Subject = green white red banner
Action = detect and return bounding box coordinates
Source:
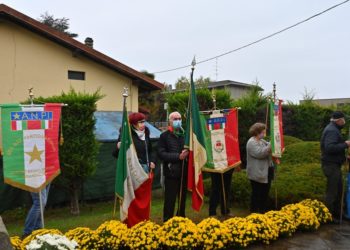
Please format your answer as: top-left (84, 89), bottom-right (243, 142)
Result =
top-left (1, 103), bottom-right (62, 192)
top-left (185, 70), bottom-right (207, 211)
top-left (269, 99), bottom-right (284, 158)
top-left (115, 107), bottom-right (153, 227)
top-left (203, 108), bottom-right (241, 173)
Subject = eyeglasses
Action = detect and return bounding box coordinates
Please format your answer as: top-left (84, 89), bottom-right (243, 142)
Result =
top-left (138, 120), bottom-right (146, 124)
top-left (172, 118), bottom-right (181, 121)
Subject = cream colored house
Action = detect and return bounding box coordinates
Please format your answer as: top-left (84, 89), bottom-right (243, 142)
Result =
top-left (300, 98), bottom-right (350, 108)
top-left (0, 4), bottom-right (163, 112)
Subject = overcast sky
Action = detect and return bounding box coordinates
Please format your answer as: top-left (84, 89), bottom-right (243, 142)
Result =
top-left (2, 0), bottom-right (350, 103)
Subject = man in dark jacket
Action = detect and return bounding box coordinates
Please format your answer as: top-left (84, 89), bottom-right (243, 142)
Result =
top-left (158, 111), bottom-right (189, 222)
top-left (321, 111), bottom-right (350, 222)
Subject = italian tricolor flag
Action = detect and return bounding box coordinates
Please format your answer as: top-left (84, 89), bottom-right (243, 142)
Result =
top-left (269, 99), bottom-right (284, 158)
top-left (185, 70), bottom-right (207, 211)
top-left (1, 103), bottom-right (62, 192)
top-left (115, 108), bottom-right (153, 227)
top-left (203, 108), bottom-right (241, 172)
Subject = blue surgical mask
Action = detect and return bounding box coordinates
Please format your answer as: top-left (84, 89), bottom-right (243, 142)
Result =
top-left (172, 120), bottom-right (182, 129)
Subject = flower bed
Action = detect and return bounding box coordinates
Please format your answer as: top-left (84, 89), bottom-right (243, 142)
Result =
top-left (11, 199), bottom-right (332, 250)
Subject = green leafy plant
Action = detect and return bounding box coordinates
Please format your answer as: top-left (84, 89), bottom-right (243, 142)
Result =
top-left (33, 88), bottom-right (104, 215)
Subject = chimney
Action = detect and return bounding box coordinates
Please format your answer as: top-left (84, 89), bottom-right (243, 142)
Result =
top-left (84, 37), bottom-right (94, 48)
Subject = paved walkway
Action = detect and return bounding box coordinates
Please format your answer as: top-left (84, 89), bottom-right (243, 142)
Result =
top-left (248, 221), bottom-right (350, 250)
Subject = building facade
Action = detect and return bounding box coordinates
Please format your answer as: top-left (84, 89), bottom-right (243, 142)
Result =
top-left (0, 4), bottom-right (163, 112)
top-left (300, 98), bottom-right (350, 107)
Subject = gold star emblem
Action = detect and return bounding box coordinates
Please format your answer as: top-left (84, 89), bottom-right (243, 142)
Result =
top-left (25, 145), bottom-right (44, 164)
top-left (13, 113), bottom-right (20, 119)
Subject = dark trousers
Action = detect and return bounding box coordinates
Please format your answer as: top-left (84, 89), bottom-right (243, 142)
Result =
top-left (163, 176), bottom-right (187, 222)
top-left (250, 179), bottom-right (271, 213)
top-left (209, 169), bottom-right (233, 216)
top-left (322, 162), bottom-right (343, 218)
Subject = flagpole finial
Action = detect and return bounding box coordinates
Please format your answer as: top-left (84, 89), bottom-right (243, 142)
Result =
top-left (122, 87), bottom-right (129, 98)
top-left (191, 56), bottom-right (196, 70)
top-left (28, 87), bottom-right (34, 106)
top-left (212, 90), bottom-right (217, 110)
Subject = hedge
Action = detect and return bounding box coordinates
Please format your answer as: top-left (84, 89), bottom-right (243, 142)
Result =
top-left (203, 137), bottom-right (327, 210)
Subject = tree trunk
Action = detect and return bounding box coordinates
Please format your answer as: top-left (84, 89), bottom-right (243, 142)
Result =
top-left (70, 179), bottom-right (81, 215)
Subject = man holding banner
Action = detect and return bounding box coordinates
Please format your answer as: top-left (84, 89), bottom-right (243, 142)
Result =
top-left (158, 111), bottom-right (189, 222)
top-left (321, 111), bottom-right (350, 223)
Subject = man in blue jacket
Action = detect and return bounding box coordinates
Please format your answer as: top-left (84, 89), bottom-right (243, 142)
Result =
top-left (321, 111), bottom-right (350, 223)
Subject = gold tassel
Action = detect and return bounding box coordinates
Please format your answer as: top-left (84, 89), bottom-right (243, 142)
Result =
top-left (60, 115), bottom-right (64, 145)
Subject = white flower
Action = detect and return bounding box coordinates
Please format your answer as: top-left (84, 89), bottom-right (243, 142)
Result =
top-left (26, 233), bottom-right (78, 250)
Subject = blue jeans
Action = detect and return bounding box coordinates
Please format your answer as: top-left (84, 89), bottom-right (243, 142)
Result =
top-left (23, 185), bottom-right (50, 235)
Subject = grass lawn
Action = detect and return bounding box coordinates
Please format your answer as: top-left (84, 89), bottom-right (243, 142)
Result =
top-left (1, 188), bottom-right (250, 237)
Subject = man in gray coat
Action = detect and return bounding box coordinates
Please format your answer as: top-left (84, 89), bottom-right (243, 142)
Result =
top-left (321, 111), bottom-right (350, 223)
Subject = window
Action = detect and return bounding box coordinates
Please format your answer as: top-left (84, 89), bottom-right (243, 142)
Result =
top-left (68, 70), bottom-right (85, 80)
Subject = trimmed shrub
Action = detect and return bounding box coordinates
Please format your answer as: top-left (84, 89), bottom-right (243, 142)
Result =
top-left (283, 135), bottom-right (303, 147)
top-left (282, 141), bottom-right (320, 165)
top-left (272, 163), bottom-right (325, 207)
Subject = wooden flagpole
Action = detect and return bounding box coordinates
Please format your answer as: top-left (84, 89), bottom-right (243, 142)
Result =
top-left (113, 88), bottom-right (129, 218)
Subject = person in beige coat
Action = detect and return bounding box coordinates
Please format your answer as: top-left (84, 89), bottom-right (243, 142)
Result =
top-left (246, 122), bottom-right (272, 213)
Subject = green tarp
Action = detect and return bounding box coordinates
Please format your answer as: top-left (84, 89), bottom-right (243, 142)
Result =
top-left (0, 141), bottom-right (162, 213)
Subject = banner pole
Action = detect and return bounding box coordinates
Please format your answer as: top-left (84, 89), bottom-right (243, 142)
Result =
top-left (113, 195), bottom-right (118, 218)
top-left (274, 176), bottom-right (278, 209)
top-left (340, 127), bottom-right (350, 223)
top-left (177, 160), bottom-right (185, 215)
top-left (39, 191), bottom-right (45, 228)
top-left (265, 101), bottom-right (269, 130)
top-left (114, 88), bottom-right (128, 219)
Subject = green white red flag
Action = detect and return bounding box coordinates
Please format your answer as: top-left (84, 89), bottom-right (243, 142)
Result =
top-left (185, 70), bottom-right (207, 211)
top-left (203, 108), bottom-right (241, 172)
top-left (269, 99), bottom-right (284, 158)
top-left (1, 103), bottom-right (62, 192)
top-left (115, 106), bottom-right (153, 227)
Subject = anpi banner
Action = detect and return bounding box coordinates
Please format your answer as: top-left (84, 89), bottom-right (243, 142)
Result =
top-left (1, 103), bottom-right (62, 192)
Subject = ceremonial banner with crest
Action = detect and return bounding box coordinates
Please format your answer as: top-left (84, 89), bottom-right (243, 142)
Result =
top-left (1, 103), bottom-right (62, 192)
top-left (269, 99), bottom-right (284, 158)
top-left (202, 108), bottom-right (241, 173)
